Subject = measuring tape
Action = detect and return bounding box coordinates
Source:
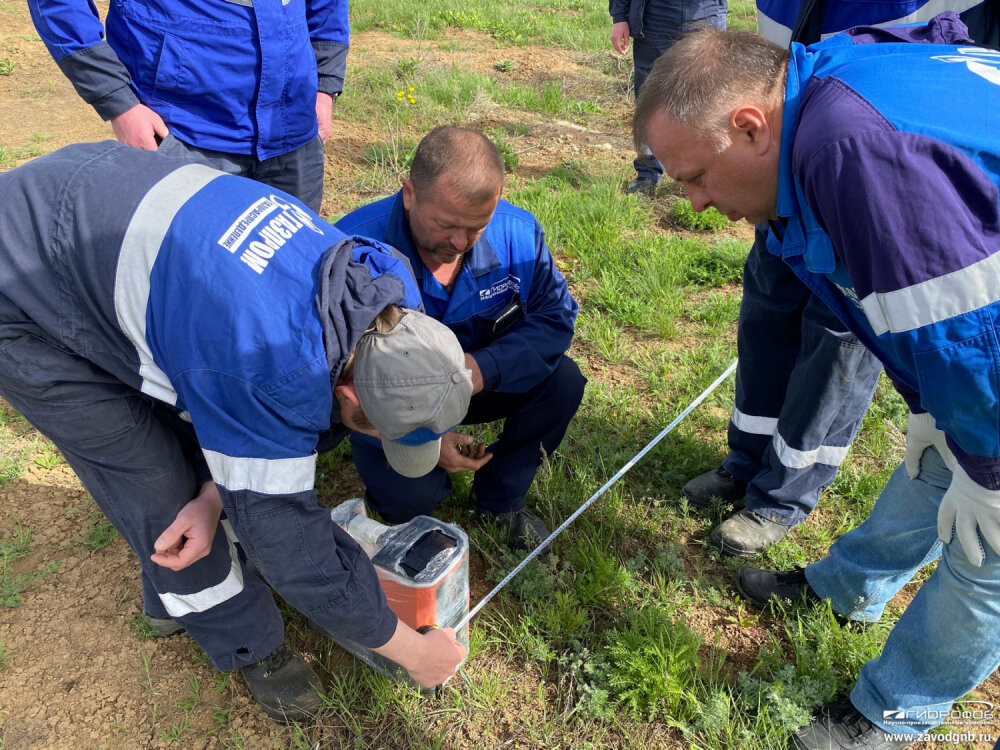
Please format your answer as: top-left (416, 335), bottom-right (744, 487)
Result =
top-left (452, 359), bottom-right (738, 633)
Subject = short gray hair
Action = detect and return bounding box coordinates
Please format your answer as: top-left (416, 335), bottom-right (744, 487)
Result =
top-left (633, 28), bottom-right (788, 153)
top-left (410, 126), bottom-right (505, 204)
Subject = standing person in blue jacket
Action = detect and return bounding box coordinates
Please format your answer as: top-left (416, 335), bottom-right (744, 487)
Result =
top-left (27, 0), bottom-right (348, 212)
top-left (336, 127), bottom-right (586, 551)
top-left (635, 18), bottom-right (1000, 748)
top-left (610, 0), bottom-right (727, 195)
top-left (680, 0), bottom-right (997, 560)
top-left (0, 142), bottom-right (470, 722)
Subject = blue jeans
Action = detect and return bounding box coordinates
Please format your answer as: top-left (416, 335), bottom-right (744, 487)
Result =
top-left (157, 133), bottom-right (325, 213)
top-left (352, 355), bottom-right (585, 522)
top-left (723, 229), bottom-right (882, 525)
top-left (631, 0), bottom-right (726, 182)
top-left (806, 447), bottom-right (1000, 735)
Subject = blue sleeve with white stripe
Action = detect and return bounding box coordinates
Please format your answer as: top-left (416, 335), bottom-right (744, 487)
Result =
top-left (795, 80), bottom-right (1000, 482)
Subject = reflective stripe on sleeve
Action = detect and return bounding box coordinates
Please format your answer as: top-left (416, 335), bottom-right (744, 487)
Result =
top-left (158, 535), bottom-right (245, 617)
top-left (114, 164), bottom-right (222, 405)
top-left (861, 251), bottom-right (1000, 335)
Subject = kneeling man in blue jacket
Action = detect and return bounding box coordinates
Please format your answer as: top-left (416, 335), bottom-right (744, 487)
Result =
top-left (336, 126), bottom-right (586, 550)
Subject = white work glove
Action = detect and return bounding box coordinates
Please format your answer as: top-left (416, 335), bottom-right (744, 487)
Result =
top-left (904, 411), bottom-right (955, 478)
top-left (938, 462), bottom-right (1000, 567)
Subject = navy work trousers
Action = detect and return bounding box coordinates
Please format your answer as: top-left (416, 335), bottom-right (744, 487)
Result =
top-left (157, 133), bottom-right (325, 213)
top-left (0, 323), bottom-right (284, 672)
top-left (631, 0), bottom-right (726, 182)
top-left (351, 355), bottom-right (586, 522)
top-left (722, 228), bottom-right (883, 525)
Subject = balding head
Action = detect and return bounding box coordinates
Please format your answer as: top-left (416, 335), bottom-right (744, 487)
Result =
top-left (409, 126), bottom-right (505, 204)
top-left (633, 28), bottom-right (788, 153)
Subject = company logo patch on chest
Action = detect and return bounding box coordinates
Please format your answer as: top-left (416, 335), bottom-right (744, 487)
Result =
top-left (479, 274), bottom-right (520, 302)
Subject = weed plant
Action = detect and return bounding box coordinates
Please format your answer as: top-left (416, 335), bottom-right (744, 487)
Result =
top-left (670, 199), bottom-right (731, 231)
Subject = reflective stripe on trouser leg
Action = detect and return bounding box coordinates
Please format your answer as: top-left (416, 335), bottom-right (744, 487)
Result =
top-left (743, 290), bottom-right (882, 524)
top-left (724, 228), bottom-right (811, 482)
top-left (0, 326), bottom-right (283, 671)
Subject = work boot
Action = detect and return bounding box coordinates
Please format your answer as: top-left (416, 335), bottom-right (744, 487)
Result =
top-left (711, 508), bottom-right (793, 558)
top-left (735, 566), bottom-right (820, 610)
top-left (144, 614), bottom-right (185, 637)
top-left (240, 640), bottom-right (324, 723)
top-left (625, 176), bottom-right (657, 196)
top-left (486, 507), bottom-right (550, 552)
top-left (681, 466), bottom-right (747, 508)
top-left (792, 699), bottom-right (913, 749)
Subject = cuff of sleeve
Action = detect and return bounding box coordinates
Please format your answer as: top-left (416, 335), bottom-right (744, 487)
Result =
top-left (947, 435), bottom-right (1000, 490)
top-left (472, 349), bottom-right (500, 392)
top-left (358, 602), bottom-right (399, 649)
top-left (90, 87), bottom-right (141, 121)
top-left (56, 43), bottom-right (139, 120)
top-left (611, 14), bottom-right (628, 22)
top-left (313, 40), bottom-right (348, 95)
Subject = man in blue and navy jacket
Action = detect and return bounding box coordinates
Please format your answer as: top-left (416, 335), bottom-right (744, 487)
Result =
top-left (635, 17), bottom-right (1000, 749)
top-left (0, 142), bottom-right (469, 722)
top-left (336, 127), bottom-right (586, 551)
top-left (27, 0), bottom-right (348, 212)
top-left (681, 0), bottom-right (997, 563)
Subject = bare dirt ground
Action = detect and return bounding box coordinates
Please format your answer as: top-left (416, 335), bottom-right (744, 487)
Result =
top-left (2, 5), bottom-right (998, 749)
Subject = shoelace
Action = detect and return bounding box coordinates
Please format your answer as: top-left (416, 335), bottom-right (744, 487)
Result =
top-left (836, 706), bottom-right (879, 742)
top-left (253, 642), bottom-right (291, 678)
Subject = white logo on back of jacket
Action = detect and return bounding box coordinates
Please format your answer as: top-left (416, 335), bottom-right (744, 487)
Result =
top-left (216, 195), bottom-right (325, 275)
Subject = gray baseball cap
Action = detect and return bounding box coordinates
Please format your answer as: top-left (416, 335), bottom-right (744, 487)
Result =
top-left (353, 309), bottom-right (473, 478)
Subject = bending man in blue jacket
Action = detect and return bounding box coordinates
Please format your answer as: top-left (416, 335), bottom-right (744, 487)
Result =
top-left (682, 0), bottom-right (997, 560)
top-left (0, 142), bottom-right (468, 722)
top-left (635, 18), bottom-right (1000, 749)
top-left (28, 0), bottom-right (347, 211)
top-left (336, 127), bottom-right (586, 551)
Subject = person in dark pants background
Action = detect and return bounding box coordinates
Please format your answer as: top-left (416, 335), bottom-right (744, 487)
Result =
top-left (336, 126), bottom-right (586, 551)
top-left (610, 0), bottom-right (727, 195)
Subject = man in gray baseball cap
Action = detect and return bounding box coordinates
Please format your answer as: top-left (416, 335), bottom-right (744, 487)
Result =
top-left (0, 141), bottom-right (470, 724)
top-left (353, 309), bottom-right (473, 478)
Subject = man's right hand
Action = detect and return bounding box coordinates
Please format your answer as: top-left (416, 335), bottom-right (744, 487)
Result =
top-left (111, 103), bottom-right (169, 150)
top-left (438, 431), bottom-right (493, 473)
top-left (372, 621), bottom-right (466, 687)
top-left (611, 21), bottom-right (631, 54)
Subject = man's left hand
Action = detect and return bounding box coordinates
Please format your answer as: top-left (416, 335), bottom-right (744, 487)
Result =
top-left (151, 482), bottom-right (223, 571)
top-left (316, 92), bottom-right (334, 143)
top-left (938, 464), bottom-right (1000, 567)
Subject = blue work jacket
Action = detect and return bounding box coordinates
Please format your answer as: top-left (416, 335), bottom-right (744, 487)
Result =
top-left (770, 14), bottom-right (1000, 487)
top-left (336, 192), bottom-right (579, 394)
top-left (755, 0), bottom-right (990, 46)
top-left (28, 0), bottom-right (348, 159)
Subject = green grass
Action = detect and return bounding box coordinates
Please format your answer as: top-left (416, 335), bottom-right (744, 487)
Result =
top-left (0, 1), bottom-right (950, 746)
top-left (0, 519), bottom-right (62, 607)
